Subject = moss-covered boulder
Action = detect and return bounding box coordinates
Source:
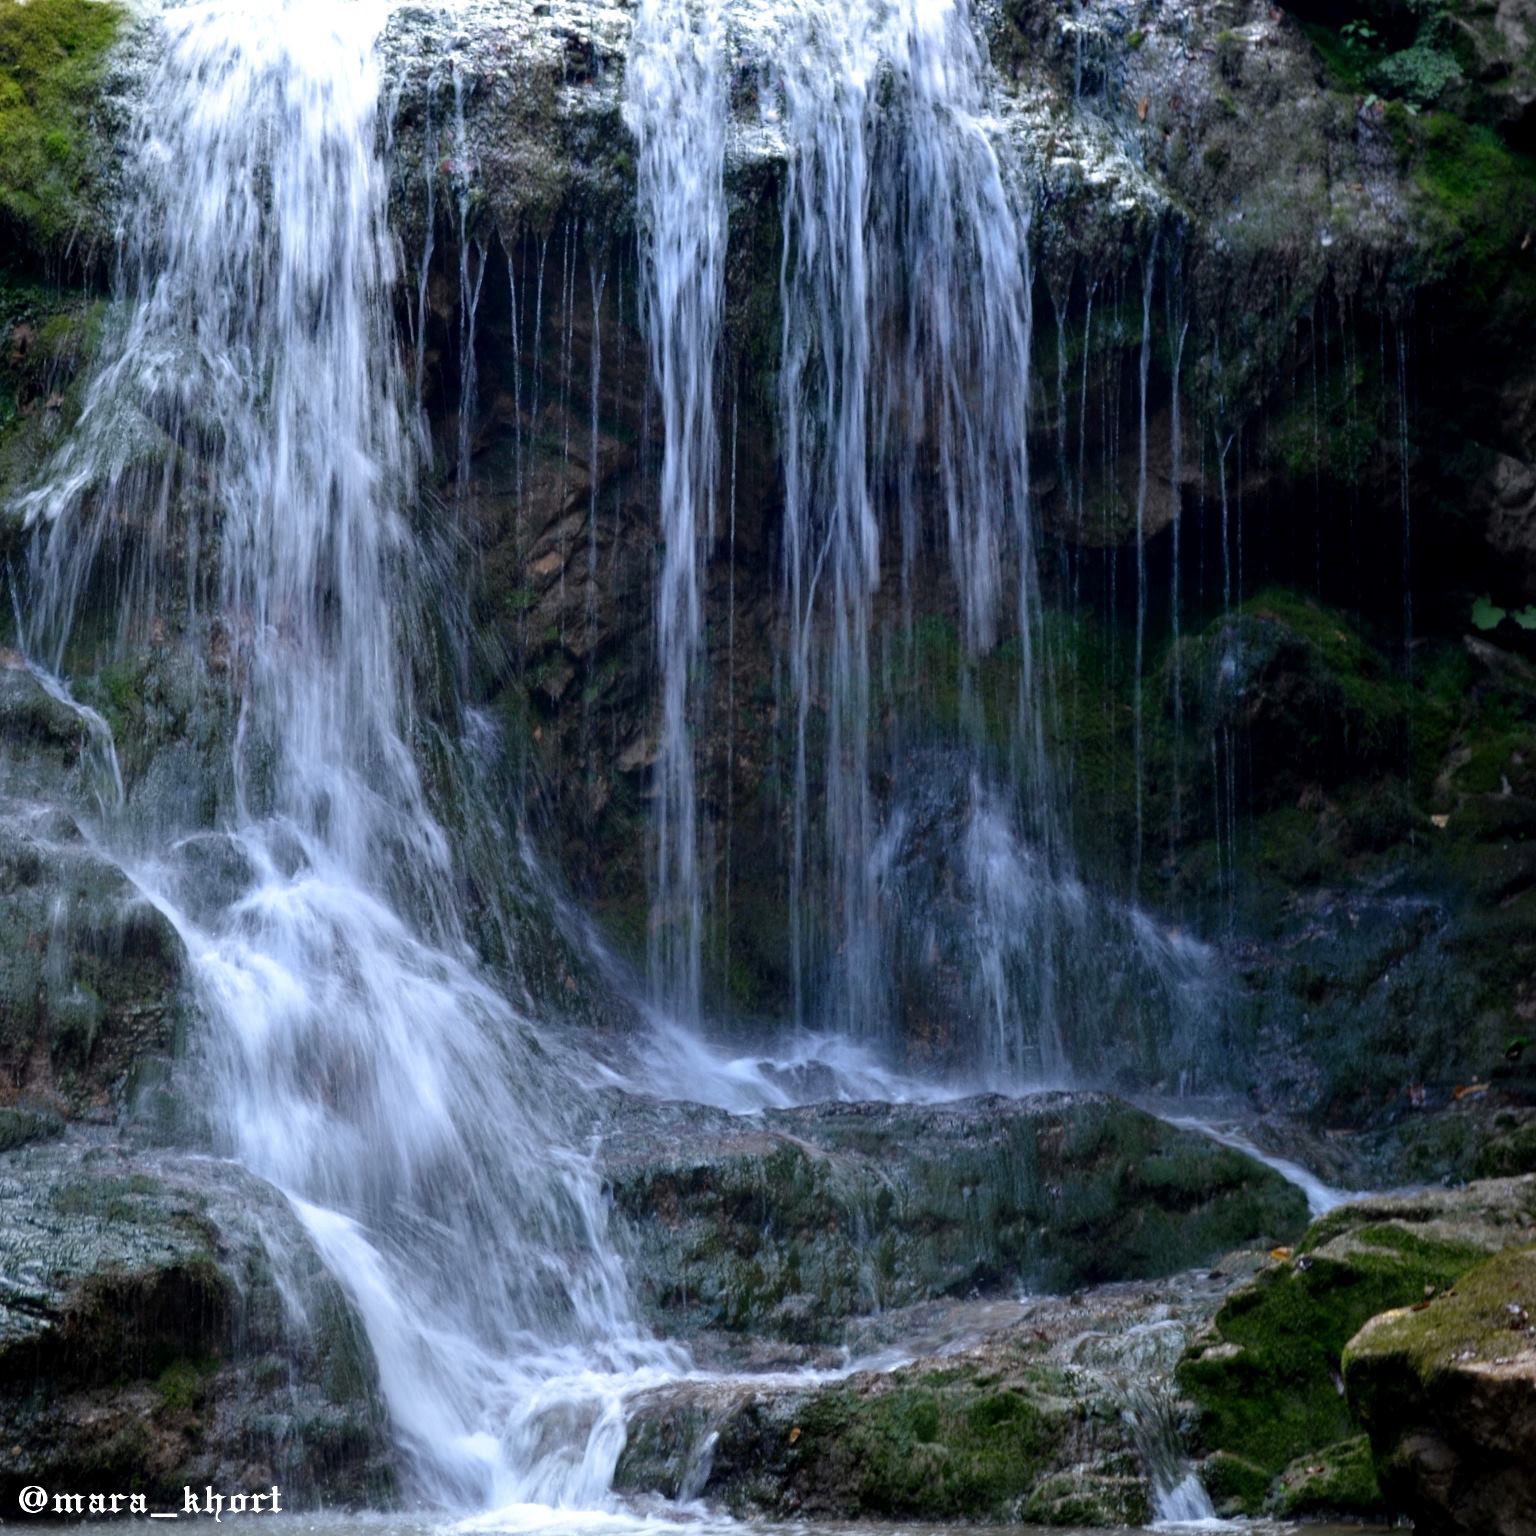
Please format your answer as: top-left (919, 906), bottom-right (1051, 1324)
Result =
top-left (1178, 1175), bottom-right (1536, 1516)
top-left (1172, 592), bottom-right (1411, 809)
top-left (1343, 1243), bottom-right (1536, 1536)
top-left (602, 1091), bottom-right (1307, 1345)
top-left (616, 1352), bottom-right (1147, 1524)
top-left (0, 1137), bottom-right (392, 1508)
top-left (1270, 1433), bottom-right (1382, 1520)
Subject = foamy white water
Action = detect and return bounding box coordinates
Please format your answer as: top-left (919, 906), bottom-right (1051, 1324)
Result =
top-left (16, 0), bottom-right (680, 1508)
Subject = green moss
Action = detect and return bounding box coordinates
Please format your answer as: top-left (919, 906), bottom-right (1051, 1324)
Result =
top-left (0, 0), bottom-right (125, 253)
top-left (155, 1357), bottom-right (216, 1414)
top-left (1300, 21), bottom-right (1371, 92)
top-left (1411, 114), bottom-right (1536, 305)
top-left (1474, 1122), bottom-right (1536, 1179)
top-left (1343, 1243), bottom-right (1536, 1416)
top-left (794, 1372), bottom-right (1058, 1518)
top-left (1199, 1449), bottom-right (1271, 1512)
top-left (0, 1104), bottom-right (63, 1151)
top-left (1178, 1210), bottom-right (1492, 1509)
top-left (1270, 1434), bottom-right (1381, 1518)
top-left (1246, 589), bottom-right (1406, 737)
top-left (50, 1171), bottom-right (163, 1221)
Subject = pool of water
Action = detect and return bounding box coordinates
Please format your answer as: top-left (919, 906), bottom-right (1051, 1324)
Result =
top-left (44, 1513), bottom-right (1391, 1536)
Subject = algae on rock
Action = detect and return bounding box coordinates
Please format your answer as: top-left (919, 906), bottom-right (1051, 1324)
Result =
top-left (1178, 1175), bottom-right (1536, 1517)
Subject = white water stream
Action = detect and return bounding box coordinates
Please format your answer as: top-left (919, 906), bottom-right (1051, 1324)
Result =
top-left (17, 0), bottom-right (679, 1510)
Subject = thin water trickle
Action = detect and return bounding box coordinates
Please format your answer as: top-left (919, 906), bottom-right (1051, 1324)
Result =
top-left (625, 0), bottom-right (728, 1026)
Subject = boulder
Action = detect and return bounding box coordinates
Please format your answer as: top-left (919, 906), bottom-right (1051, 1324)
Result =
top-left (1178, 1175), bottom-right (1536, 1516)
top-left (1344, 1243), bottom-right (1536, 1536)
top-left (615, 1263), bottom-right (1255, 1522)
top-left (617, 1350), bottom-right (1146, 1524)
top-left (601, 1091), bottom-right (1308, 1346)
top-left (0, 1137), bottom-right (392, 1509)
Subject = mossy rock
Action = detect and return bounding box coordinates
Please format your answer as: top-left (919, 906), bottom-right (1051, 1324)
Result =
top-left (1198, 1448), bottom-right (1271, 1516)
top-left (0, 0), bottom-right (125, 257)
top-left (1178, 1176), bottom-right (1536, 1514)
top-left (603, 1091), bottom-right (1308, 1343)
top-left (1270, 1434), bottom-right (1381, 1519)
top-left (1343, 1244), bottom-right (1536, 1534)
top-left (1170, 590), bottom-right (1411, 806)
top-left (1476, 1120), bottom-right (1536, 1179)
top-left (0, 1139), bottom-right (393, 1508)
top-left (616, 1352), bottom-right (1149, 1523)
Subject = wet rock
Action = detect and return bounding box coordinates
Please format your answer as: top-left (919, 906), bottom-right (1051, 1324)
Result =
top-left (617, 1352), bottom-right (1147, 1523)
top-left (601, 1091), bottom-right (1307, 1344)
top-left (0, 1137), bottom-right (392, 1509)
top-left (1270, 1433), bottom-right (1382, 1520)
top-left (1178, 1175), bottom-right (1536, 1516)
top-left (1343, 1242), bottom-right (1536, 1536)
top-left (0, 665), bottom-right (188, 1122)
top-left (615, 1265), bottom-right (1251, 1521)
top-left (1172, 596), bottom-right (1410, 808)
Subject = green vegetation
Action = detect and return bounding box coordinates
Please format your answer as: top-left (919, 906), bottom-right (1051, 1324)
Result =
top-left (1180, 1189), bottom-right (1530, 1514)
top-left (792, 1369), bottom-right (1077, 1519)
top-left (155, 1357), bottom-right (217, 1413)
top-left (1412, 113), bottom-right (1536, 305)
top-left (1271, 1435), bottom-right (1381, 1519)
top-left (1471, 596), bottom-right (1536, 633)
top-left (0, 0), bottom-right (125, 253)
top-left (1303, 0), bottom-right (1535, 303)
top-left (1345, 1241), bottom-right (1536, 1376)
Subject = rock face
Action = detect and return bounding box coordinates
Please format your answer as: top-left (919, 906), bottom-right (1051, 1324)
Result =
top-left (615, 1264), bottom-right (1255, 1523)
top-left (1344, 1243), bottom-right (1536, 1536)
top-left (365, 0), bottom-right (1536, 1119)
top-left (0, 663), bottom-right (188, 1124)
top-left (601, 1091), bottom-right (1308, 1346)
top-left (1, 0), bottom-right (1533, 1123)
top-left (1178, 1175), bottom-right (1536, 1518)
top-left (0, 1137), bottom-right (393, 1509)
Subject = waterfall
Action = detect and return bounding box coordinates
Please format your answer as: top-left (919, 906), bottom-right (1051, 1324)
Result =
top-left (14, 0), bottom-right (675, 1508)
top-left (625, 0), bottom-right (728, 1026)
top-left (773, 0), bottom-right (1046, 1047)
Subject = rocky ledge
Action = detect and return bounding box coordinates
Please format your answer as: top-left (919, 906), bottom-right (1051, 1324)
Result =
top-left (1346, 1242), bottom-right (1536, 1536)
top-left (599, 1090), bottom-right (1309, 1348)
top-left (615, 1263), bottom-right (1262, 1525)
top-left (0, 1136), bottom-right (392, 1510)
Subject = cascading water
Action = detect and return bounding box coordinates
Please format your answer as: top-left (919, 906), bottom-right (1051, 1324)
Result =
top-left (626, 0), bottom-right (728, 1026)
top-left (771, 0), bottom-right (1051, 1050)
top-left (15, 0), bottom-right (677, 1509)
